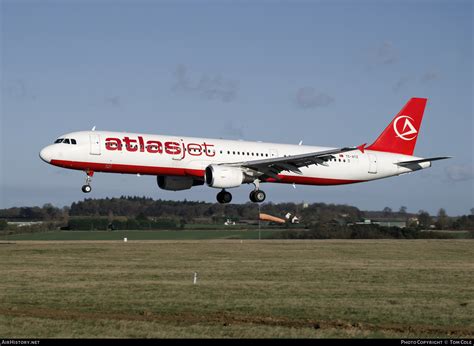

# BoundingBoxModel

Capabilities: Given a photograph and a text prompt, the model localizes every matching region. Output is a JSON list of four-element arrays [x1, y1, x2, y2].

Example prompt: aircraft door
[[368, 153, 377, 174], [89, 134, 101, 155]]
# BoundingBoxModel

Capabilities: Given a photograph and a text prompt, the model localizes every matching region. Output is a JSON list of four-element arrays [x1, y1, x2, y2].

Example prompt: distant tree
[[107, 210, 114, 223], [471, 208, 474, 216], [435, 208, 450, 230], [452, 215, 474, 230], [399, 206, 407, 214], [0, 220, 7, 230], [383, 207, 392, 217], [418, 210, 432, 229], [136, 212, 148, 221]]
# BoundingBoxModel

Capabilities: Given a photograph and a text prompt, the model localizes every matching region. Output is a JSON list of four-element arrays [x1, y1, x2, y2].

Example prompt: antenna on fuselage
[[91, 126, 96, 131]]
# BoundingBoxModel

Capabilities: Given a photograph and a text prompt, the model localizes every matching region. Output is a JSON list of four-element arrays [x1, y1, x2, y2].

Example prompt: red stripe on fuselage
[[50, 159, 205, 178], [50, 159, 364, 186]]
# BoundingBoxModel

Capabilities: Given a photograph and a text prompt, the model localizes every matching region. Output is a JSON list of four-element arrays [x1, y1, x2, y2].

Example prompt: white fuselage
[[39, 130, 430, 187]]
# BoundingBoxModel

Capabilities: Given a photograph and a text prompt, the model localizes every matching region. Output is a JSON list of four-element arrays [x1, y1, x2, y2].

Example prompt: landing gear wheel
[[216, 190, 232, 204], [82, 170, 94, 193], [249, 190, 256, 203], [249, 190, 266, 203]]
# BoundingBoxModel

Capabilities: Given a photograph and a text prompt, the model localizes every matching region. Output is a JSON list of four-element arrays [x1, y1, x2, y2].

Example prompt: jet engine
[[157, 176, 203, 191], [205, 165, 249, 189]]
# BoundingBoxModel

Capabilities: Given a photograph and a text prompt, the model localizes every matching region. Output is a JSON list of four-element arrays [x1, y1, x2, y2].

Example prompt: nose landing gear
[[81, 170, 94, 193]]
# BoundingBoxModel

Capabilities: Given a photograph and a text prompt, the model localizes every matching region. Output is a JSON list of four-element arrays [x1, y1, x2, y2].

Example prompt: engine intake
[[205, 165, 246, 189]]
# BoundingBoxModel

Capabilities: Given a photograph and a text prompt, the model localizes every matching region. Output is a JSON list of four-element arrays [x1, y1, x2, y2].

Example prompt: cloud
[[295, 87, 334, 109], [420, 71, 439, 83], [445, 165, 474, 182], [222, 120, 245, 138], [392, 76, 411, 92], [173, 64, 191, 90], [104, 96, 121, 107], [376, 41, 399, 65], [172, 64, 239, 103], [392, 71, 440, 92], [3, 80, 36, 101]]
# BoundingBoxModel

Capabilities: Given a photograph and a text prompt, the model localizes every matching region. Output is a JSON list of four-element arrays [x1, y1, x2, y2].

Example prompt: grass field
[[0, 230, 279, 241], [0, 240, 472, 338]]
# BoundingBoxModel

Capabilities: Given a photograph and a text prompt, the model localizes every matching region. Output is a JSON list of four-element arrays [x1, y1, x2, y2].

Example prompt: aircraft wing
[[224, 147, 356, 179]]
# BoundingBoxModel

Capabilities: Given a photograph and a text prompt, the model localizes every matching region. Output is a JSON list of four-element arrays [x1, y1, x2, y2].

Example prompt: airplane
[[39, 97, 450, 204]]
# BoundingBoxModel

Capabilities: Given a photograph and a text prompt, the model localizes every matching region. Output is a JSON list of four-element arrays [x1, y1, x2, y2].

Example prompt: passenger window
[[63, 139, 70, 144], [71, 139, 77, 145]]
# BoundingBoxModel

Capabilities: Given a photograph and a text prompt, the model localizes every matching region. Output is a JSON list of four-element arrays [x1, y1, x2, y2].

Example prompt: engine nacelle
[[205, 165, 245, 189], [157, 176, 202, 191]]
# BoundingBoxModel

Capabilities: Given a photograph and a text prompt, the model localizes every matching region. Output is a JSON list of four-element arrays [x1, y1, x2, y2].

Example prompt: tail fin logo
[[393, 115, 418, 141]]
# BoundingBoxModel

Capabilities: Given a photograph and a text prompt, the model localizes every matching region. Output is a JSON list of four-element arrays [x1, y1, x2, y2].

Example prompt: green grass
[[0, 230, 279, 241], [0, 240, 473, 338]]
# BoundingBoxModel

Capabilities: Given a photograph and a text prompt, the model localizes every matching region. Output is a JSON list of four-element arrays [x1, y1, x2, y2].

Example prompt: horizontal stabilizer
[[396, 156, 451, 169]]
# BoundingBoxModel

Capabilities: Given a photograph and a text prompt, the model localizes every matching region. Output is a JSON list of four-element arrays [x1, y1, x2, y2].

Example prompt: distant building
[[224, 219, 236, 226], [408, 217, 419, 227], [7, 221, 43, 227], [350, 219, 407, 228], [375, 220, 406, 228]]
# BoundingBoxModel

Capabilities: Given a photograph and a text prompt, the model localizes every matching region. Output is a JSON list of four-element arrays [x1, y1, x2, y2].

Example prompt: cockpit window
[[54, 138, 77, 144]]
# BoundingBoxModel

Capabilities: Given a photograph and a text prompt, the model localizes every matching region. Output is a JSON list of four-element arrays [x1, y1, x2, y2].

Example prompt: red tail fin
[[366, 97, 427, 156]]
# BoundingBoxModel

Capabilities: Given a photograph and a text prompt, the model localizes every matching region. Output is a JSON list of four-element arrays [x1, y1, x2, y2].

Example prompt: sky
[[1, 0, 472, 215]]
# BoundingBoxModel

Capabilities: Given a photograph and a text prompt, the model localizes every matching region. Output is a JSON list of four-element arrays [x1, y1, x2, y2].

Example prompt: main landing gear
[[249, 189, 266, 203], [81, 170, 94, 193], [249, 178, 266, 203], [215, 182, 266, 204]]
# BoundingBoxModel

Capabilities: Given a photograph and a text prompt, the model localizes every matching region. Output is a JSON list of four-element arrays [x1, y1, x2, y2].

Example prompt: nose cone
[[39, 145, 54, 163]]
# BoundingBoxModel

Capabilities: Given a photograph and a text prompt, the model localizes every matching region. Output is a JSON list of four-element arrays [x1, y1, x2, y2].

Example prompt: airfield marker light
[[124, 237, 128, 242], [193, 272, 198, 285]]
